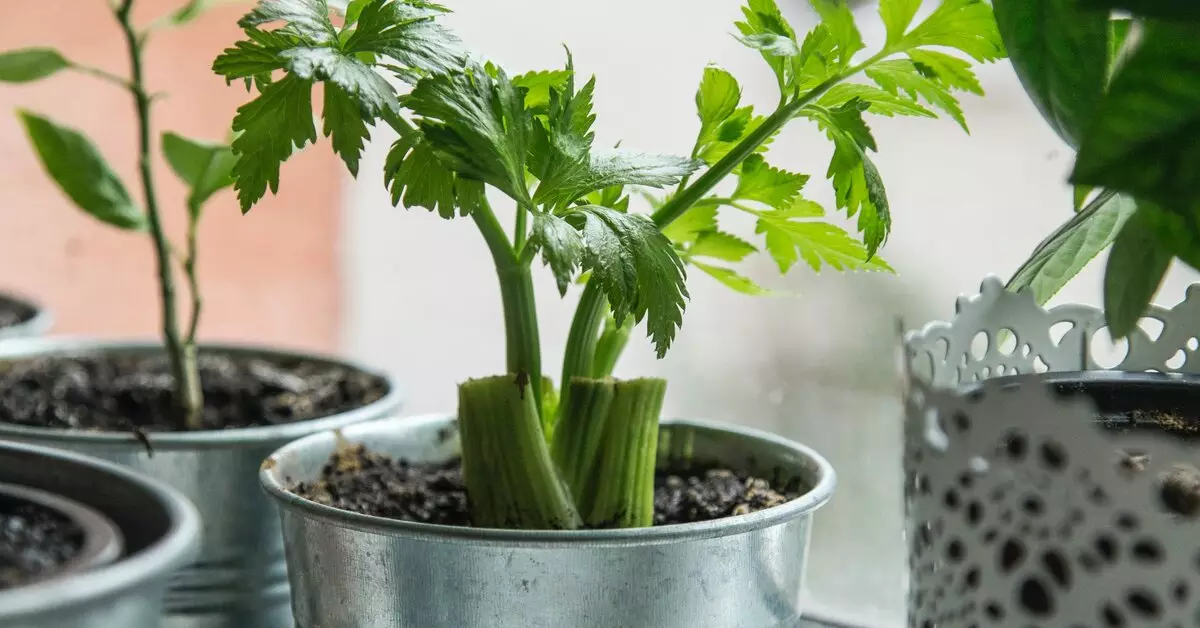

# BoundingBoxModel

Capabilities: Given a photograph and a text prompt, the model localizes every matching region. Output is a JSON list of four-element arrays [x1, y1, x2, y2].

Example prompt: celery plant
[[215, 0, 1003, 528]]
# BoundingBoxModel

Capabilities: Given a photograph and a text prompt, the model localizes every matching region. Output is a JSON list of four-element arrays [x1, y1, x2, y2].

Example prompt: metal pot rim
[[260, 414, 837, 547], [0, 440, 200, 616], [0, 336, 403, 449], [0, 481, 124, 587], [0, 291, 52, 340]]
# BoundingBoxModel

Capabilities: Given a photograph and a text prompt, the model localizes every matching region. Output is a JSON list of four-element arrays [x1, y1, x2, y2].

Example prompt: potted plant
[[0, 1, 401, 624], [0, 291, 51, 342], [217, 0, 1004, 624], [0, 439, 200, 626]]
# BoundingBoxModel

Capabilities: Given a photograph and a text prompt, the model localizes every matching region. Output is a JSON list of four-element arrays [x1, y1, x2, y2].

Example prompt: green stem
[[116, 0, 202, 430], [458, 376, 581, 529], [551, 377, 667, 528], [591, 313, 631, 379]]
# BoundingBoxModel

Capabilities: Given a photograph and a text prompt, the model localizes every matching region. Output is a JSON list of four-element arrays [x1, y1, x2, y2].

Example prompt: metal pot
[[0, 440, 200, 627], [0, 292, 51, 342], [261, 415, 836, 628], [0, 482, 125, 587], [0, 338, 403, 628]]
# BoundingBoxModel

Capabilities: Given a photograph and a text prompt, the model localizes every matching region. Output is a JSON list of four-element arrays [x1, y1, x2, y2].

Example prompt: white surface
[[337, 2, 1200, 626]]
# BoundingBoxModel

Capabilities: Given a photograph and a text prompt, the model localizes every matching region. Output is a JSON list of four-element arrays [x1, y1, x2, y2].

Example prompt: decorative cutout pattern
[[902, 276, 1200, 627]]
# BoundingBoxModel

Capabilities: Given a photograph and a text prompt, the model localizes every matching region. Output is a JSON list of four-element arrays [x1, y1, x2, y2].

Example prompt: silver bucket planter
[[0, 292, 52, 341], [0, 440, 200, 627], [0, 338, 403, 628], [261, 414, 836, 628]]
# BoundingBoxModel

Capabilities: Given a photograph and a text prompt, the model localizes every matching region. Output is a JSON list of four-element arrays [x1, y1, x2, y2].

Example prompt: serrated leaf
[[697, 105, 772, 164], [383, 132, 474, 218], [280, 46, 396, 116], [819, 83, 937, 119], [161, 132, 237, 215], [532, 212, 584, 295], [535, 150, 701, 209], [737, 33, 801, 57], [993, 0, 1109, 149], [733, 154, 809, 209], [690, 260, 772, 295], [867, 59, 968, 131], [880, 0, 921, 45], [1007, 191, 1135, 304], [514, 69, 572, 110], [212, 27, 296, 80], [897, 0, 1005, 63], [0, 48, 70, 83], [735, 0, 800, 92], [907, 49, 984, 95], [794, 25, 838, 91], [689, 231, 757, 262], [808, 0, 864, 67], [1104, 206, 1172, 338], [1071, 21, 1200, 214], [696, 66, 741, 141], [322, 82, 371, 176], [342, 0, 462, 76], [230, 75, 318, 211], [18, 110, 145, 230], [662, 204, 718, 245], [571, 205, 688, 357], [240, 0, 338, 45], [756, 215, 892, 274]]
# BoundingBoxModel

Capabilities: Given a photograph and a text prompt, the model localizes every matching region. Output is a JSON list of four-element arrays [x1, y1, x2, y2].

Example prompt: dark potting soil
[[0, 296, 34, 330], [0, 352, 388, 432], [0, 495, 84, 590], [293, 443, 801, 527]]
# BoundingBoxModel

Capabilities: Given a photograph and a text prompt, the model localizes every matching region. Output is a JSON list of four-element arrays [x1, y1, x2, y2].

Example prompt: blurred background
[[3, 1, 1199, 626]]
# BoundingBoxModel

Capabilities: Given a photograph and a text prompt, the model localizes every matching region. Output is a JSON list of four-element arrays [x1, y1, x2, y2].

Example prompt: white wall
[[339, 2, 1200, 625]]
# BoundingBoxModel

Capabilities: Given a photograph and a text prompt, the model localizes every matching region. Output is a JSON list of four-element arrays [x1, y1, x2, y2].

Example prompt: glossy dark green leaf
[[1103, 206, 1172, 338], [993, 0, 1109, 148], [19, 110, 145, 230], [0, 48, 69, 83]]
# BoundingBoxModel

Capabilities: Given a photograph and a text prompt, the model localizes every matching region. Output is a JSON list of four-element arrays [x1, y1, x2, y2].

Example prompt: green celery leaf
[[531, 212, 584, 295], [907, 50, 985, 95], [732, 154, 809, 209], [1007, 191, 1135, 304], [793, 25, 838, 91], [755, 214, 893, 274], [229, 75, 318, 211], [239, 0, 338, 45], [689, 231, 757, 262], [279, 46, 395, 115], [1104, 206, 1173, 338], [897, 0, 1006, 63], [341, 0, 462, 76], [867, 59, 969, 131], [690, 260, 772, 295], [383, 131, 478, 218], [322, 83, 371, 175], [697, 105, 772, 163], [696, 66, 741, 142], [1080, 0, 1200, 20], [738, 33, 800, 57], [161, 132, 238, 215], [993, 0, 1109, 148], [212, 28, 296, 80], [807, 0, 864, 67], [735, 0, 799, 92], [535, 150, 701, 209], [514, 69, 572, 110], [662, 204, 718, 245], [880, 0, 921, 45], [569, 205, 688, 357], [1071, 21, 1200, 213], [407, 64, 532, 203], [18, 110, 145, 230], [0, 48, 69, 83], [818, 83, 937, 119]]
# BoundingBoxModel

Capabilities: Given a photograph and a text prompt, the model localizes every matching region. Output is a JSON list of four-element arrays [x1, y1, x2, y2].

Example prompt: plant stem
[[591, 313, 631, 379], [459, 376, 582, 529], [115, 0, 203, 429]]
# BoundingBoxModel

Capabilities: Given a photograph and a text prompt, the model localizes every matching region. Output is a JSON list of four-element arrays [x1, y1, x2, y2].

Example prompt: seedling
[[1000, 0, 1200, 337], [216, 0, 1003, 528], [0, 0, 240, 430]]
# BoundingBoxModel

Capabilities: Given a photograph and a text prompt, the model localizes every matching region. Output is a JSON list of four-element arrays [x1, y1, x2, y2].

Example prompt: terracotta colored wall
[[0, 1, 341, 351]]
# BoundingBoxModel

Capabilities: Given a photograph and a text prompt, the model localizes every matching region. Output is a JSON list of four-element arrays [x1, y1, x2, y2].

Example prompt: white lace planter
[[902, 277, 1200, 627]]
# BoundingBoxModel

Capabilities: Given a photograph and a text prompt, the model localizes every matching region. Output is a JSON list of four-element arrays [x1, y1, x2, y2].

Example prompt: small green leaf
[[18, 110, 145, 230], [240, 0, 338, 45], [756, 215, 892, 274], [1071, 22, 1200, 213], [1073, 185, 1094, 212], [513, 69, 572, 110], [161, 131, 237, 214], [690, 260, 772, 295], [696, 66, 741, 141], [532, 212, 584, 295], [535, 150, 701, 209], [1108, 18, 1133, 75], [662, 205, 718, 245], [171, 0, 218, 25], [992, 0, 1109, 148], [737, 33, 801, 57], [897, 0, 1006, 63], [880, 0, 922, 45], [867, 59, 970, 131], [732, 154, 809, 209], [1007, 191, 1135, 304], [807, 0, 864, 67], [1104, 206, 1172, 339], [322, 82, 371, 176], [819, 83, 937, 120], [735, 0, 800, 92], [230, 74, 318, 211], [383, 132, 476, 218], [0, 48, 69, 83], [342, 0, 463, 76], [1080, 0, 1200, 20], [907, 49, 985, 95], [689, 231, 757, 262]]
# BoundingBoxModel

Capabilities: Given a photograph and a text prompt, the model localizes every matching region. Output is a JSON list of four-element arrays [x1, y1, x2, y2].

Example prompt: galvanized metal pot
[[0, 338, 403, 628], [262, 415, 836, 628], [0, 292, 51, 341], [0, 440, 200, 627]]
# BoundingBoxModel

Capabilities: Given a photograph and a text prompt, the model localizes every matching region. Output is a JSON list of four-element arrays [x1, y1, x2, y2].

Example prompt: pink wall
[[0, 0, 341, 351]]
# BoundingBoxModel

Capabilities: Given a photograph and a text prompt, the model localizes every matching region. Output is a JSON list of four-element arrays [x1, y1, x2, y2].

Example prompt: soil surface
[[0, 495, 84, 590], [0, 352, 388, 432], [1095, 410, 1200, 517], [294, 443, 801, 527], [0, 296, 34, 330]]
